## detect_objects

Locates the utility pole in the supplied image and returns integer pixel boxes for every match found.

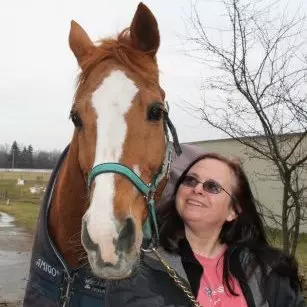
[12,147,15,169]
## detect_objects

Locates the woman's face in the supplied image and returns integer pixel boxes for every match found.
[175,158,237,230]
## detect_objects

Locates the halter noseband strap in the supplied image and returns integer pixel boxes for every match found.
[87,109,181,249]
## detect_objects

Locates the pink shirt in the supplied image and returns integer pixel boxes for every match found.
[195,250,248,307]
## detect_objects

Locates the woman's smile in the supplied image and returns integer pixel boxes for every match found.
[186,198,207,207]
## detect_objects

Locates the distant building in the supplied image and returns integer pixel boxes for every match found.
[16,178,25,186]
[29,186,38,194]
[29,185,45,194]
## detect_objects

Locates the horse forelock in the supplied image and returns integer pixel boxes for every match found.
[75,28,159,100]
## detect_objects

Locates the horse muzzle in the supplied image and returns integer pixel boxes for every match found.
[81,217,139,279]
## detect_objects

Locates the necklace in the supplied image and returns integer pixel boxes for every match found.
[195,249,226,306]
[200,267,222,306]
[202,268,213,298]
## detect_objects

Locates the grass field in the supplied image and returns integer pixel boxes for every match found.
[0,170,307,298]
[0,170,50,233]
[0,170,50,203]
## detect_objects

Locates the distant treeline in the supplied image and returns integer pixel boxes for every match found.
[0,141,61,169]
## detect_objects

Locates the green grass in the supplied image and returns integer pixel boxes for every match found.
[0,202,40,233]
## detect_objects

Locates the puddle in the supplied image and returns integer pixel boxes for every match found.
[0,212,32,303]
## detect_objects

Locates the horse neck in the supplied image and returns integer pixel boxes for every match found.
[48,137,87,268]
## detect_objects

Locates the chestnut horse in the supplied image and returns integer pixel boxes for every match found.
[45,3,180,282]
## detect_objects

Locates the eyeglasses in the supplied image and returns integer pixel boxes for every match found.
[181,175,237,202]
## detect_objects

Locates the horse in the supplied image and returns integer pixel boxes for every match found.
[23,5,184,307]
[52,1,182,278]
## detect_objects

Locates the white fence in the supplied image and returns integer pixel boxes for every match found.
[0,168,52,173]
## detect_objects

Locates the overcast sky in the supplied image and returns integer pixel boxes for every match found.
[1,0,305,151]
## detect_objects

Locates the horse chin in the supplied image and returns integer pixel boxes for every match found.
[87,250,139,280]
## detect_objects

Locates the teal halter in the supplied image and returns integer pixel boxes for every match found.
[87,161,164,242]
[87,109,181,248]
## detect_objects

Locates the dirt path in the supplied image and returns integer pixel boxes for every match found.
[0,212,33,306]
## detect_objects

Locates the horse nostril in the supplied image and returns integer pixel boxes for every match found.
[82,220,98,251]
[117,217,135,253]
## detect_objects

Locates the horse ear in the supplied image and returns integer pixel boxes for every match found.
[130,3,160,57]
[69,20,95,67]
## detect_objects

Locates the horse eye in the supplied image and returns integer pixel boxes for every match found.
[70,110,83,128]
[147,102,164,121]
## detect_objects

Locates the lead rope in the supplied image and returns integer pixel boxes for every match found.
[151,248,203,307]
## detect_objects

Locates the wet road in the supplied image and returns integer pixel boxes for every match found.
[0,212,33,305]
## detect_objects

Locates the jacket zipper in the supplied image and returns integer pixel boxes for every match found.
[59,272,76,307]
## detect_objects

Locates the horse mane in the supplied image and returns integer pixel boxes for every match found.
[76,28,160,95]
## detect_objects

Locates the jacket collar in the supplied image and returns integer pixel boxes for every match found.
[143,247,190,285]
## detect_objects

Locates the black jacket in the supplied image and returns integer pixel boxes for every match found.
[177,238,306,307]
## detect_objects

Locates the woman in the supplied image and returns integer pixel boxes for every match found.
[158,152,305,306]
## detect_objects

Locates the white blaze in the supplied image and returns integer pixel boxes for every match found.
[86,70,138,264]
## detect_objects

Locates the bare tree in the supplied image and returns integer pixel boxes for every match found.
[186,0,307,255]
